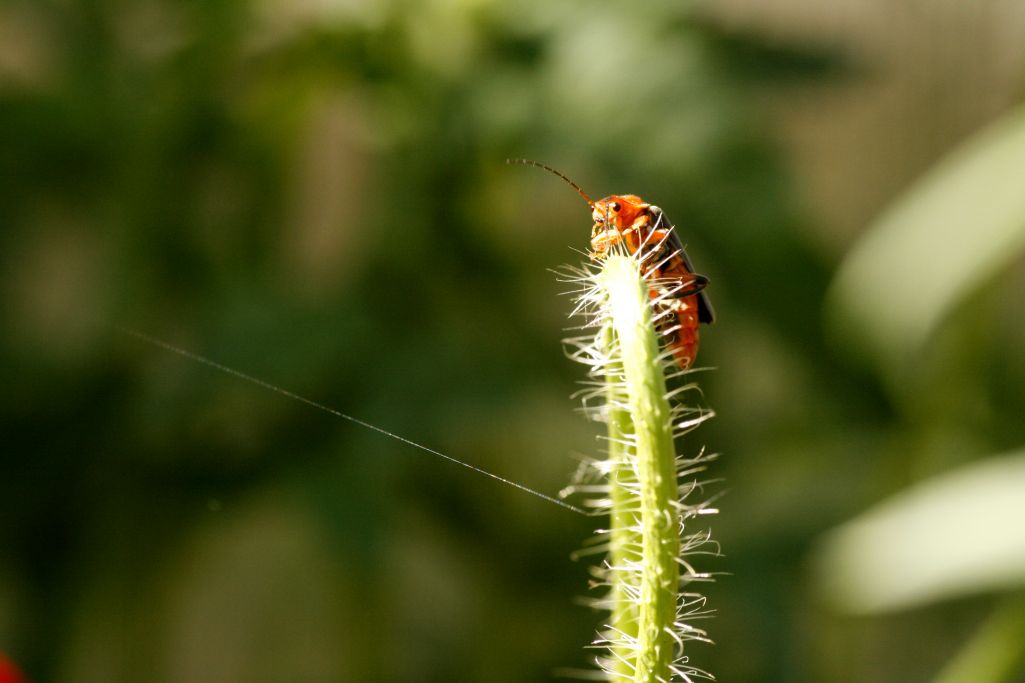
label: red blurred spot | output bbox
[0,654,28,683]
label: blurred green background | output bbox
[3,1,1025,681]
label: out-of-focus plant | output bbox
[820,104,1025,683]
[827,104,1025,385]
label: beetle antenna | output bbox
[507,158,594,206]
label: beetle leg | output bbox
[644,227,673,250]
[671,274,709,299]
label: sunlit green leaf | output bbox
[813,450,1025,614]
[827,105,1025,375]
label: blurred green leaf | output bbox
[930,593,1025,683]
[827,105,1025,376]
[813,450,1025,614]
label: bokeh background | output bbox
[3,1,1025,681]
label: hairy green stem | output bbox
[598,255,682,682]
[602,322,641,677]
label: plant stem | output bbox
[598,254,682,682]
[602,322,641,677]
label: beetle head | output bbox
[589,194,647,257]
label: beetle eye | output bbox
[610,202,621,212]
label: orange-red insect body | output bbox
[590,194,714,370]
[509,159,714,370]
